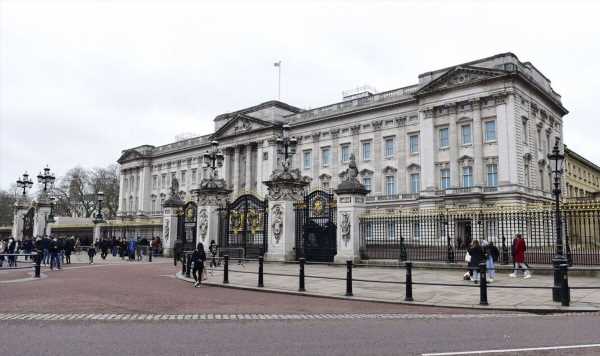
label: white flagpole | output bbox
[274,60,281,100]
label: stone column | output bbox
[448,104,459,187]
[334,185,368,264]
[34,202,52,237]
[196,189,231,254]
[245,143,253,193]
[420,109,435,193]
[472,99,484,185]
[496,93,514,185]
[264,180,308,262]
[233,146,240,196]
[93,224,102,244]
[139,162,152,214]
[162,207,180,257]
[12,198,30,240]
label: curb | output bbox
[175,272,598,314]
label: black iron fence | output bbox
[358,205,600,266]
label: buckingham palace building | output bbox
[117,52,568,218]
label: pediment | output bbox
[359,169,374,176]
[382,166,398,174]
[318,173,332,180]
[117,149,145,164]
[416,66,507,96]
[211,114,275,139]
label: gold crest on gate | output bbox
[312,198,325,216]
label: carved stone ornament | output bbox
[335,153,369,195]
[163,178,185,208]
[341,213,351,247]
[271,205,283,244]
[198,209,208,240]
[264,181,307,201]
[372,120,383,131]
[163,219,170,243]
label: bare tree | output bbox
[89,164,120,219]
[0,186,17,226]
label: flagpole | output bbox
[274,60,281,100]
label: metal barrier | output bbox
[201,256,599,308]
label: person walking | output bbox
[0,239,5,267]
[7,238,17,267]
[64,237,74,264]
[483,240,500,282]
[100,239,109,260]
[191,242,207,288]
[128,238,137,261]
[510,234,531,278]
[87,245,96,264]
[42,235,50,266]
[49,237,61,270]
[467,240,483,284]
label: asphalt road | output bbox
[1,260,599,356]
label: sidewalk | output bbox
[177,261,600,312]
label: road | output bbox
[1,260,599,355]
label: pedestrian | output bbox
[209,240,218,271]
[100,239,109,260]
[64,237,74,264]
[510,234,531,278]
[58,237,65,265]
[119,238,127,259]
[42,235,50,265]
[128,238,137,261]
[111,237,118,257]
[87,245,96,264]
[49,237,61,270]
[7,238,17,267]
[467,240,483,284]
[0,239,5,267]
[482,240,499,282]
[191,242,207,288]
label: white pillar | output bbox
[420,109,434,192]
[233,146,240,196]
[245,144,253,193]
[162,207,179,257]
[265,199,296,261]
[33,205,51,237]
[334,193,367,264]
[12,201,30,240]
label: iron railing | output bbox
[358,206,600,266]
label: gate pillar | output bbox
[12,197,31,240]
[162,178,185,257]
[264,179,309,262]
[334,154,369,264]
[194,189,231,254]
[33,193,52,238]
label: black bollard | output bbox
[223,255,229,284]
[405,262,413,302]
[34,252,41,278]
[345,260,353,297]
[298,258,305,292]
[258,256,264,288]
[560,263,570,307]
[479,262,488,306]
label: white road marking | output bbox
[422,343,600,355]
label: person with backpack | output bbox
[483,240,500,282]
[191,242,207,288]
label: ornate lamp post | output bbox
[548,140,566,302]
[93,191,106,224]
[203,140,225,176]
[37,166,55,192]
[276,124,298,167]
[16,172,34,196]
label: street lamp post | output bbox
[47,197,56,224]
[93,191,106,224]
[276,124,298,167]
[548,140,566,302]
[36,166,55,192]
[16,172,34,196]
[203,140,224,175]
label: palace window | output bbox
[303,150,312,170]
[384,137,395,158]
[409,134,419,154]
[321,147,331,167]
[362,177,372,191]
[385,175,396,195]
[387,222,396,240]
[487,164,498,187]
[462,166,473,188]
[461,124,472,145]
[161,174,166,188]
[522,119,528,144]
[410,173,420,193]
[524,161,530,187]
[191,169,197,184]
[341,144,351,163]
[484,120,497,142]
[440,168,450,189]
[263,152,268,161]
[362,141,372,161]
[124,178,128,192]
[180,170,186,185]
[152,175,157,190]
[439,127,449,149]
[151,199,156,214]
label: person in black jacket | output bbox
[64,237,74,264]
[467,240,483,284]
[191,242,207,288]
[49,237,61,270]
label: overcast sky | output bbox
[1,0,599,190]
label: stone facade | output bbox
[117,53,568,219]
[564,145,600,199]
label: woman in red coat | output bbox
[510,234,531,278]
